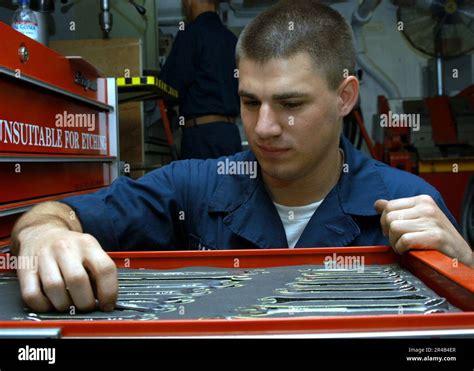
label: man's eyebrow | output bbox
[238,91,310,100]
[272,92,310,100]
[238,90,258,99]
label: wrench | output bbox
[115,301,177,313]
[118,268,268,275]
[117,296,194,305]
[233,306,447,318]
[118,280,242,289]
[22,312,158,321]
[259,293,431,304]
[119,275,252,281]
[288,279,409,288]
[235,298,448,317]
[300,272,400,279]
[254,297,448,310]
[301,266,397,272]
[295,277,405,284]
[276,284,418,293]
[118,291,210,299]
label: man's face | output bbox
[238,52,343,182]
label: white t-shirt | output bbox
[273,199,324,248]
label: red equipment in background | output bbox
[0,22,119,251]
[372,86,474,244]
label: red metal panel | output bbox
[0,22,104,103]
[0,162,110,204]
[424,96,458,145]
[0,187,106,213]
[0,74,109,156]
[420,172,472,223]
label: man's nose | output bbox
[254,104,282,139]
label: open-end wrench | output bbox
[253,297,448,310]
[118,287,211,296]
[115,301,177,313]
[22,312,158,321]
[288,279,409,288]
[232,306,447,318]
[117,295,194,305]
[294,277,407,286]
[300,271,400,279]
[259,293,431,304]
[118,279,242,289]
[118,269,264,280]
[118,268,268,276]
[235,298,449,317]
[119,274,252,281]
[300,267,396,273]
[276,284,419,293]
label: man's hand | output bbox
[16,225,118,313]
[374,195,473,268]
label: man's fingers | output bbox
[385,208,421,225]
[393,230,439,254]
[375,197,428,237]
[38,254,72,312]
[55,248,96,312]
[17,268,53,313]
[380,195,433,214]
[375,199,390,236]
[84,251,118,312]
[374,199,388,214]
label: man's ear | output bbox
[336,76,359,117]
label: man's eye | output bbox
[243,101,260,108]
[283,102,303,109]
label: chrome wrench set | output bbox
[231,265,454,318]
[11,268,267,321]
[0,264,458,321]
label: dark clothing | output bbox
[159,12,242,159]
[160,12,240,118]
[61,135,459,251]
[181,121,242,159]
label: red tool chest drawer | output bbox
[0,246,472,337]
[0,21,119,250]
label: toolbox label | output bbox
[0,118,107,153]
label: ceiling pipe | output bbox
[352,0,401,98]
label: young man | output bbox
[11,0,473,313]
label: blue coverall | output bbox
[61,135,458,251]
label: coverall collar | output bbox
[208,135,389,248]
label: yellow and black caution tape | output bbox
[117,76,178,103]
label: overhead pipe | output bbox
[351,0,401,98]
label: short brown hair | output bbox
[236,0,356,91]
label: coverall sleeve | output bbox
[60,162,190,251]
[159,29,197,105]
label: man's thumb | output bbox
[374,199,388,214]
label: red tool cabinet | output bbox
[0,22,119,250]
[0,246,472,338]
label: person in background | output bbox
[159,0,242,159]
